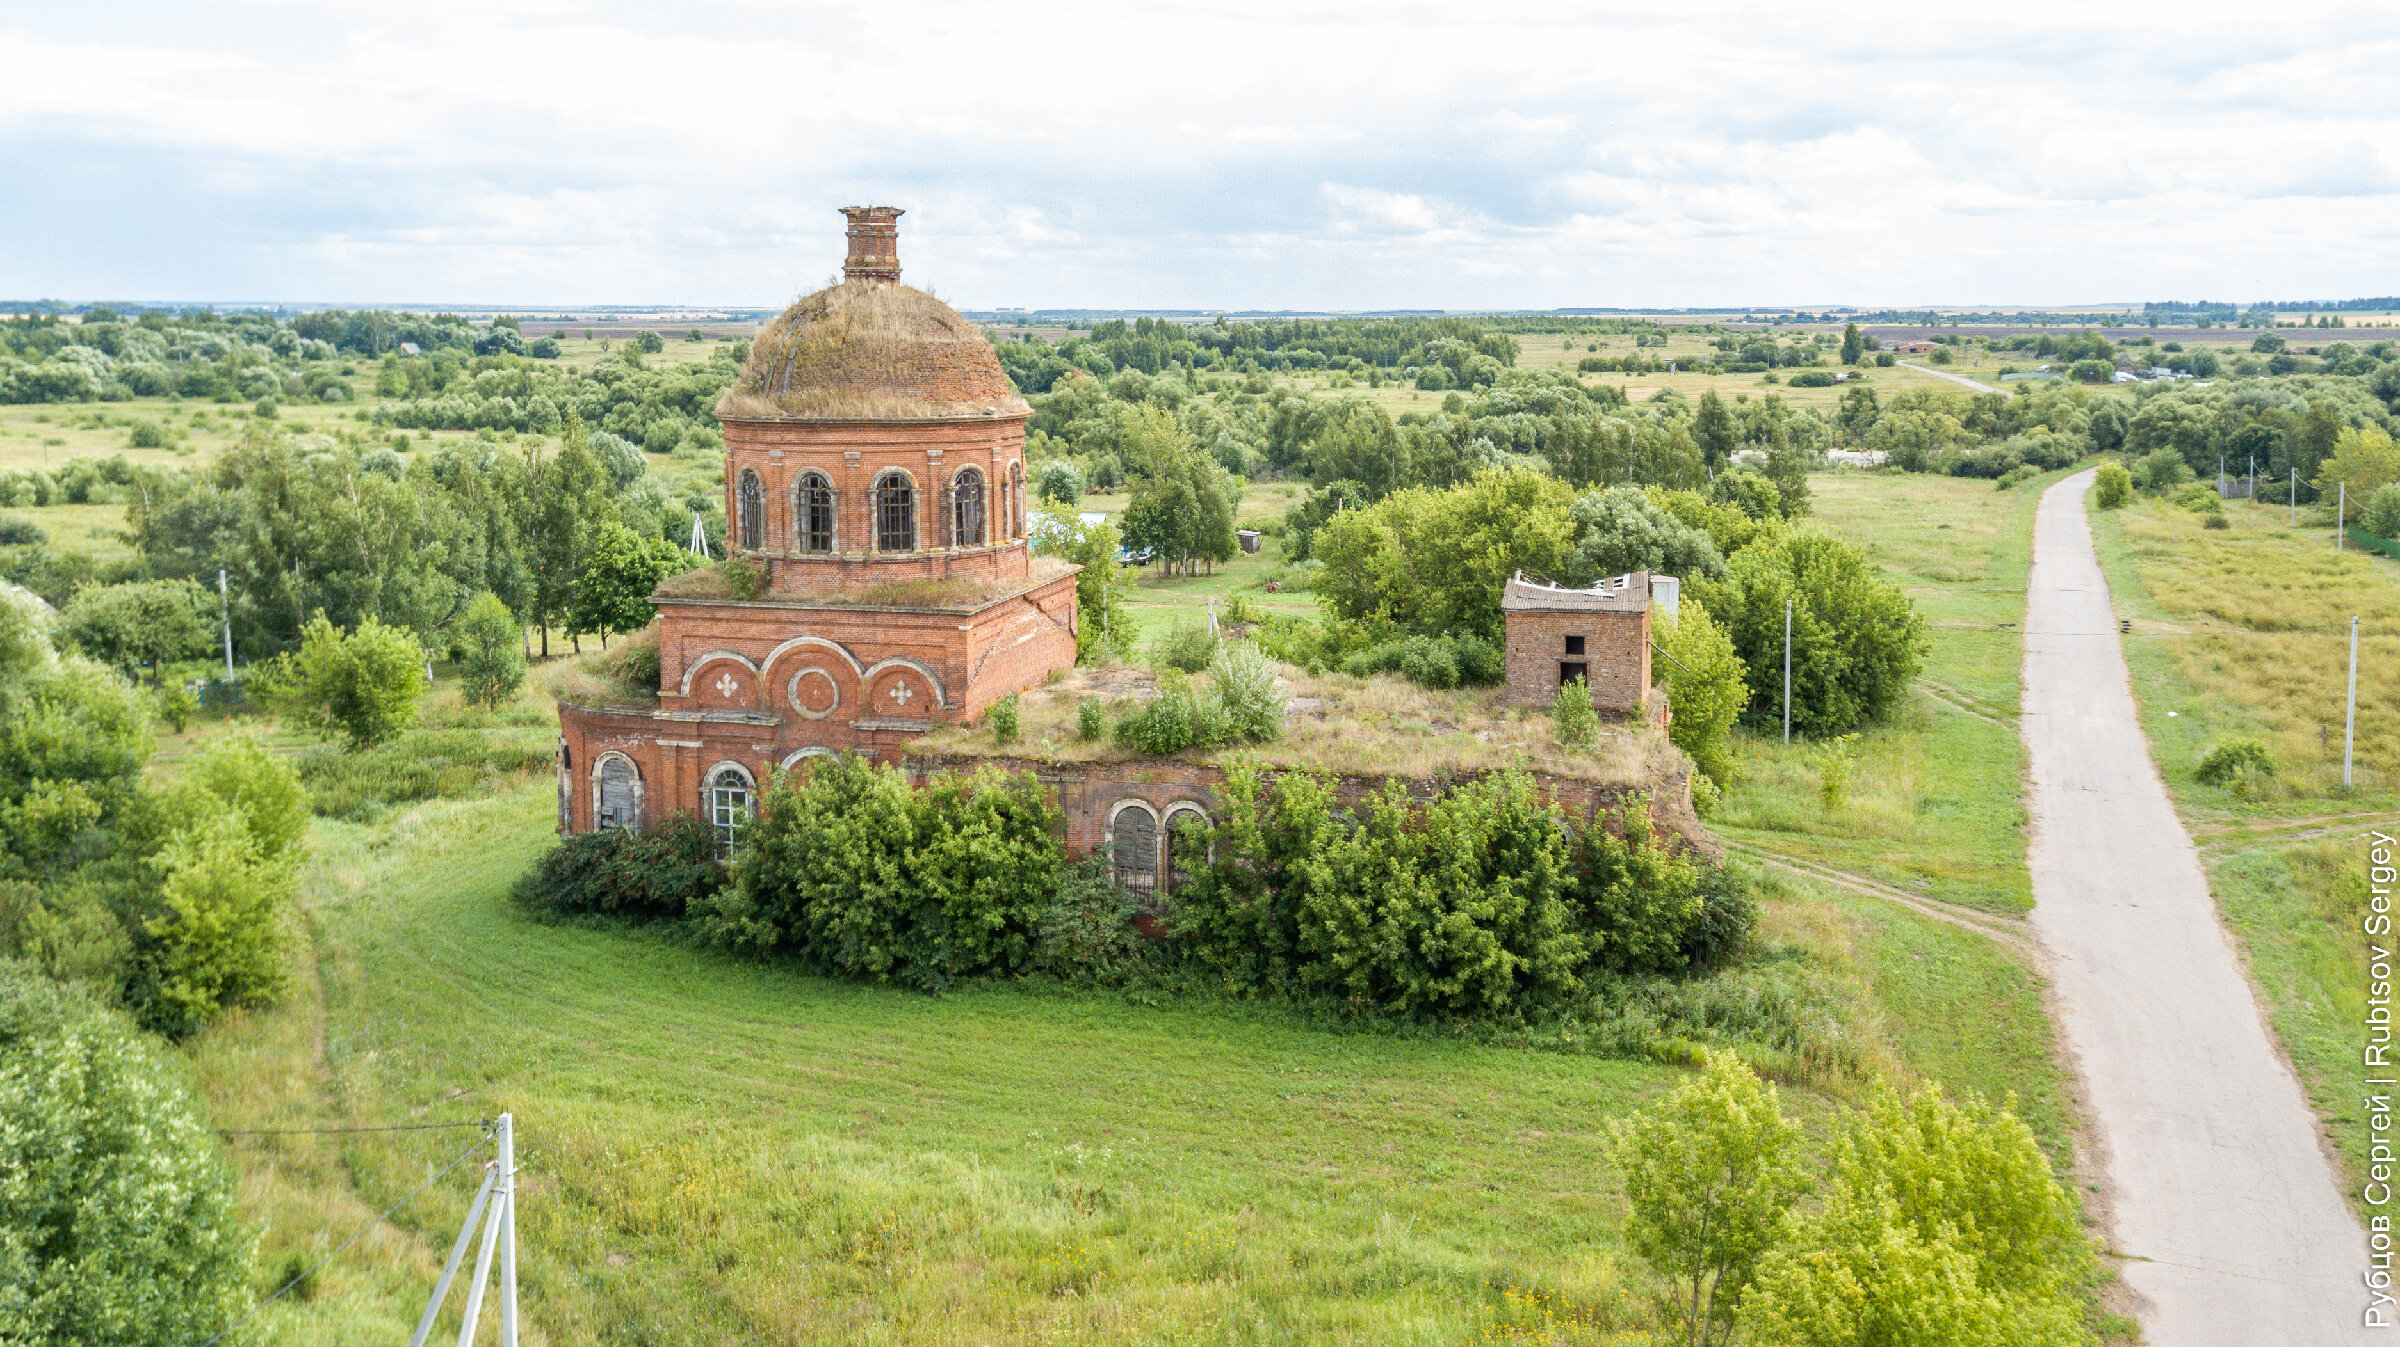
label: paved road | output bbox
[1897,359,2001,393]
[2024,469,2367,1343]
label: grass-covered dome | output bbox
[718,280,1027,422]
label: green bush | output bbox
[699,756,1064,991]
[1339,632,1504,689]
[512,813,725,921]
[1167,767,1730,1016]
[2195,739,2275,790]
[1151,620,1218,674]
[0,965,252,1344]
[1995,465,2038,491]
[1077,696,1106,741]
[990,692,1021,745]
[455,591,527,710]
[1553,675,1598,750]
[2091,462,2133,509]
[1656,598,1746,789]
[256,614,428,749]
[1692,531,1925,737]
[0,513,46,546]
[2133,446,2192,494]
[1207,642,1285,742]
[2361,482,2400,539]
[1748,1085,2092,1347]
[1032,857,1145,982]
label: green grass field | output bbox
[1707,468,2055,914]
[185,760,2080,1345]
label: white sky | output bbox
[3,1,2397,310]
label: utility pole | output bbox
[410,1113,519,1347]
[2346,617,2359,791]
[1783,598,1793,747]
[217,569,234,680]
[2291,467,2298,525]
[2340,482,2347,549]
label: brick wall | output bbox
[722,415,1029,576]
[1504,608,1650,711]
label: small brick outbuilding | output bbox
[1501,571,1654,713]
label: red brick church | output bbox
[553,208,1083,840]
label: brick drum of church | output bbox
[553,207,1084,840]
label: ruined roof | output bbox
[716,209,1027,422]
[1502,570,1652,614]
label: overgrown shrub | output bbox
[2092,462,2132,509]
[1032,857,1145,982]
[2365,483,2400,540]
[255,614,428,749]
[512,813,725,921]
[1167,767,1727,1016]
[0,966,253,1344]
[1554,675,1598,750]
[1693,531,1924,737]
[1152,620,1218,673]
[2195,739,2275,791]
[990,693,1021,745]
[698,756,1063,991]
[1207,642,1285,741]
[0,514,43,546]
[1339,632,1504,689]
[2133,446,2192,494]
[1077,696,1106,740]
[295,729,554,820]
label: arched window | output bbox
[1163,804,1210,892]
[875,472,915,552]
[1109,801,1159,893]
[737,470,765,550]
[1008,461,1026,538]
[795,472,834,553]
[951,467,986,547]
[595,754,643,831]
[705,763,755,857]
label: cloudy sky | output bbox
[3,2,2397,311]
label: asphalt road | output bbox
[1896,359,2001,393]
[2023,469,2368,1343]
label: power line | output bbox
[217,1119,490,1137]
[201,1127,493,1347]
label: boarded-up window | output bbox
[596,756,641,831]
[1112,807,1158,892]
[737,470,765,550]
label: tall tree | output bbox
[525,416,617,656]
[1693,389,1737,468]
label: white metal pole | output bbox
[410,1166,498,1347]
[218,568,234,680]
[1782,598,1793,746]
[2346,616,2359,791]
[498,1112,518,1347]
[455,1186,505,1347]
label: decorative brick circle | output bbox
[787,666,840,719]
